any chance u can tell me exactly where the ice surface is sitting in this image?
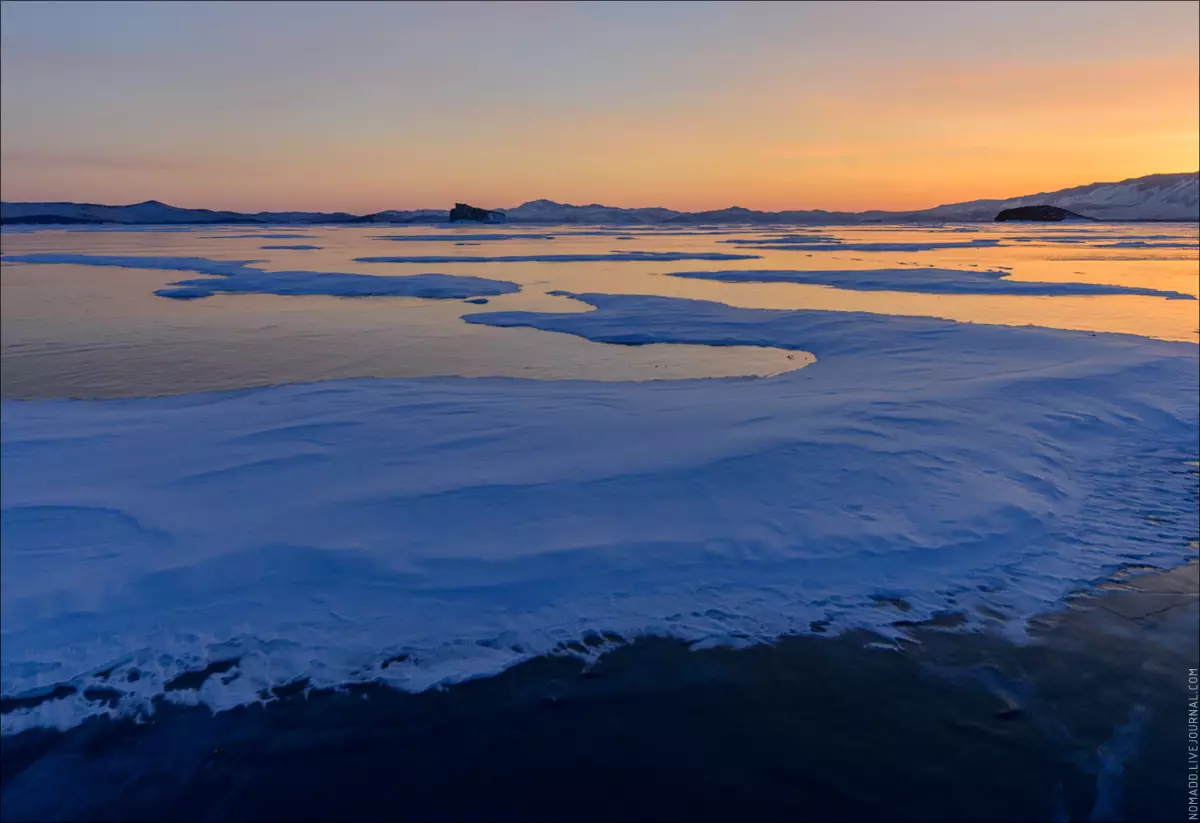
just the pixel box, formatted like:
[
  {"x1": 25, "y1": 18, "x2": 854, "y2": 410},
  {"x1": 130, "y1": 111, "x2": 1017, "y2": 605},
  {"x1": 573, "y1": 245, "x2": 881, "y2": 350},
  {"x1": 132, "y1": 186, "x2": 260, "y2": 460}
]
[
  {"x1": 0, "y1": 253, "x2": 519, "y2": 301},
  {"x1": 354, "y1": 251, "x2": 761, "y2": 264},
  {"x1": 3, "y1": 294, "x2": 1196, "y2": 733},
  {"x1": 2, "y1": 254, "x2": 262, "y2": 277},
  {"x1": 371, "y1": 233, "x2": 558, "y2": 242},
  {"x1": 156, "y1": 272, "x2": 518, "y2": 300},
  {"x1": 732, "y1": 233, "x2": 845, "y2": 244},
  {"x1": 1098, "y1": 241, "x2": 1199, "y2": 249},
  {"x1": 64, "y1": 226, "x2": 205, "y2": 234},
  {"x1": 201, "y1": 234, "x2": 319, "y2": 240},
  {"x1": 662, "y1": 267, "x2": 1195, "y2": 299},
  {"x1": 726, "y1": 239, "x2": 1002, "y2": 252},
  {"x1": 1005, "y1": 234, "x2": 1191, "y2": 243}
]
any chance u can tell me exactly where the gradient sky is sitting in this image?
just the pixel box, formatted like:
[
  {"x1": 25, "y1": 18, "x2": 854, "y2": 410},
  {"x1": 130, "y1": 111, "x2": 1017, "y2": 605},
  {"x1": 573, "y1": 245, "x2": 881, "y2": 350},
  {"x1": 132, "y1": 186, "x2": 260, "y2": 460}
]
[{"x1": 2, "y1": 0, "x2": 1197, "y2": 213}]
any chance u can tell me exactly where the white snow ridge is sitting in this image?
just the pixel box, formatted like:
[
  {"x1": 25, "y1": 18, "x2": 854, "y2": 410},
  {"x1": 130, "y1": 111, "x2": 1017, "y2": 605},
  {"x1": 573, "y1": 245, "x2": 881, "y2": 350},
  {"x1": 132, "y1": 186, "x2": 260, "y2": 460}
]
[{"x1": 2, "y1": 296, "x2": 1196, "y2": 735}]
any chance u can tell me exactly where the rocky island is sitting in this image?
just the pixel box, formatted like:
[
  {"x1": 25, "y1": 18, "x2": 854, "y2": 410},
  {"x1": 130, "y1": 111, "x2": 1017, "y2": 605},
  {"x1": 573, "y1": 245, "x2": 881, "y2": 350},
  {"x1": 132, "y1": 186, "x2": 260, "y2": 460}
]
[
  {"x1": 449, "y1": 203, "x2": 507, "y2": 223},
  {"x1": 994, "y1": 204, "x2": 1092, "y2": 222}
]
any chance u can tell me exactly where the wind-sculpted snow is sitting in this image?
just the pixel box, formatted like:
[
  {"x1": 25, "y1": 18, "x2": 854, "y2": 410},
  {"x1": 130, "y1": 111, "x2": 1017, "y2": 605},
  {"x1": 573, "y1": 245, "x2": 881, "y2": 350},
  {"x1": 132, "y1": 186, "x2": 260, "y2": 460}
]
[
  {"x1": 64, "y1": 226, "x2": 205, "y2": 234},
  {"x1": 3, "y1": 295, "x2": 1197, "y2": 734},
  {"x1": 662, "y1": 267, "x2": 1195, "y2": 299},
  {"x1": 724, "y1": 232, "x2": 848, "y2": 243},
  {"x1": 1006, "y1": 234, "x2": 1192, "y2": 244},
  {"x1": 157, "y1": 271, "x2": 518, "y2": 300},
  {"x1": 355, "y1": 251, "x2": 761, "y2": 264},
  {"x1": 372, "y1": 233, "x2": 558, "y2": 242},
  {"x1": 201, "y1": 234, "x2": 319, "y2": 240},
  {"x1": 726, "y1": 239, "x2": 1002, "y2": 252},
  {"x1": 368, "y1": 230, "x2": 758, "y2": 242},
  {"x1": 1097, "y1": 241, "x2": 1199, "y2": 249},
  {"x1": 2, "y1": 254, "x2": 263, "y2": 277},
  {"x1": 0, "y1": 253, "x2": 518, "y2": 300}
]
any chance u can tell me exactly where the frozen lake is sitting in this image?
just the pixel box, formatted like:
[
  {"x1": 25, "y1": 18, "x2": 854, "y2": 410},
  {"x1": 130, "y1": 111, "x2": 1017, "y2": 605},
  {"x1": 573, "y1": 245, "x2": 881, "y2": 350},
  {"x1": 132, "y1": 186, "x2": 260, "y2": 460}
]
[
  {"x1": 1, "y1": 221, "x2": 1197, "y2": 743},
  {"x1": 2, "y1": 222, "x2": 1196, "y2": 398}
]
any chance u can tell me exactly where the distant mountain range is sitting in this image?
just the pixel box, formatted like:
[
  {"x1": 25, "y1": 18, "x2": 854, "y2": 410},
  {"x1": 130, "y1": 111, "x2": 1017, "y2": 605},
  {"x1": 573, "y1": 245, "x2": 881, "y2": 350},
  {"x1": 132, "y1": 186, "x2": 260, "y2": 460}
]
[{"x1": 3, "y1": 172, "x2": 1196, "y2": 226}]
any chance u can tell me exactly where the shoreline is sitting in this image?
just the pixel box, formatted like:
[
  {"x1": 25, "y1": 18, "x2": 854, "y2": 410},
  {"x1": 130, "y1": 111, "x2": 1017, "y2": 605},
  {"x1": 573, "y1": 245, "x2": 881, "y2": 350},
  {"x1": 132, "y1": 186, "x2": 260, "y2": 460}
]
[{"x1": 4, "y1": 558, "x2": 1195, "y2": 821}]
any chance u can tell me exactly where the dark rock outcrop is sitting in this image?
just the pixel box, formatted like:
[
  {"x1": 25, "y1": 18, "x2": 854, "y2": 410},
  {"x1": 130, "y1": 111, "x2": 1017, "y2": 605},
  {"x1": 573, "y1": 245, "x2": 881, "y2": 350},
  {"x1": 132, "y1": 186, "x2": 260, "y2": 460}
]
[
  {"x1": 994, "y1": 205, "x2": 1091, "y2": 222},
  {"x1": 450, "y1": 203, "x2": 506, "y2": 223}
]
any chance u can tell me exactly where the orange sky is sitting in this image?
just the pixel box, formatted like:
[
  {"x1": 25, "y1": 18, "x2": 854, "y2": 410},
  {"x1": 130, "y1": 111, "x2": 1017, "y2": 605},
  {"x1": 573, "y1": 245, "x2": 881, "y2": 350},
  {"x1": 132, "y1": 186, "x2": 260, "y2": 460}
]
[{"x1": 2, "y1": 1, "x2": 1197, "y2": 212}]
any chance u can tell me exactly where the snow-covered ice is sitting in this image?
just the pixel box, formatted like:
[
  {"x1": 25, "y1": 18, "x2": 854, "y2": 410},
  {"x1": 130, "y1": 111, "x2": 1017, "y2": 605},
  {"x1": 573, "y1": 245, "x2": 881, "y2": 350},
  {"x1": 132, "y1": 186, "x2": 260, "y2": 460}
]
[
  {"x1": 201, "y1": 234, "x2": 319, "y2": 240},
  {"x1": 371, "y1": 233, "x2": 558, "y2": 242},
  {"x1": 1097, "y1": 241, "x2": 1199, "y2": 249},
  {"x1": 662, "y1": 267, "x2": 1196, "y2": 299},
  {"x1": 354, "y1": 251, "x2": 762, "y2": 264},
  {"x1": 0, "y1": 253, "x2": 519, "y2": 301},
  {"x1": 1005, "y1": 234, "x2": 1192, "y2": 244},
  {"x1": 156, "y1": 271, "x2": 518, "y2": 300},
  {"x1": 725, "y1": 239, "x2": 1003, "y2": 252},
  {"x1": 3, "y1": 293, "x2": 1196, "y2": 734},
  {"x1": 2, "y1": 254, "x2": 262, "y2": 277},
  {"x1": 63, "y1": 226, "x2": 205, "y2": 234}
]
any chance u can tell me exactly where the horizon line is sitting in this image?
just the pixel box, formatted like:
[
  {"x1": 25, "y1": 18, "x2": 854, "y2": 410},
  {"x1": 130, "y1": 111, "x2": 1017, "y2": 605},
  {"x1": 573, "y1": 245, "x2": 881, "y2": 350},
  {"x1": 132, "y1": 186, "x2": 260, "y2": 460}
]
[{"x1": 2, "y1": 170, "x2": 1197, "y2": 217}]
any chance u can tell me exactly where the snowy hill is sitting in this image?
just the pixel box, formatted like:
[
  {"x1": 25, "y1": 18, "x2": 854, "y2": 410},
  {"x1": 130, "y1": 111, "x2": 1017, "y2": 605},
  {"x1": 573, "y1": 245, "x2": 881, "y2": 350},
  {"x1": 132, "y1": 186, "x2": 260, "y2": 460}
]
[
  {"x1": 913, "y1": 172, "x2": 1199, "y2": 222},
  {"x1": 3, "y1": 172, "x2": 1196, "y2": 226}
]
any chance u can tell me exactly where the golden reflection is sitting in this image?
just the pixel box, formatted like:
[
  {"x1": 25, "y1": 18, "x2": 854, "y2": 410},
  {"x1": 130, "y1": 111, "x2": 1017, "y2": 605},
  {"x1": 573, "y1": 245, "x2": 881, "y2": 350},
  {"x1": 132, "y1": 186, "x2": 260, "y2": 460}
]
[{"x1": 1, "y1": 221, "x2": 1197, "y2": 402}]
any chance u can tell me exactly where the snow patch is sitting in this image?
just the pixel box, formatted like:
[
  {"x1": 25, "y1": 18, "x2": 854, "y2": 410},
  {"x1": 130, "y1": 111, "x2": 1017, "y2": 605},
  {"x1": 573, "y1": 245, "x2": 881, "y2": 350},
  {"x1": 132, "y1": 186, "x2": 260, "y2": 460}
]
[
  {"x1": 2, "y1": 254, "x2": 262, "y2": 277},
  {"x1": 726, "y1": 239, "x2": 1003, "y2": 253},
  {"x1": 3, "y1": 295, "x2": 1196, "y2": 733},
  {"x1": 201, "y1": 234, "x2": 318, "y2": 240},
  {"x1": 0, "y1": 253, "x2": 518, "y2": 301},
  {"x1": 371, "y1": 233, "x2": 558, "y2": 242},
  {"x1": 1097, "y1": 241, "x2": 1199, "y2": 250},
  {"x1": 662, "y1": 268, "x2": 1195, "y2": 299},
  {"x1": 354, "y1": 251, "x2": 761, "y2": 264}
]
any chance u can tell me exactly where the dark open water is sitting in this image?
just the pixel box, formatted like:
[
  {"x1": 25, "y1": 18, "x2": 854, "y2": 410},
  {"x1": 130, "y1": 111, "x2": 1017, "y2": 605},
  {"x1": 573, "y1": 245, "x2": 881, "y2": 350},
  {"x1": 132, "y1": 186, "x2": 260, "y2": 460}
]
[{"x1": 3, "y1": 562, "x2": 1196, "y2": 822}]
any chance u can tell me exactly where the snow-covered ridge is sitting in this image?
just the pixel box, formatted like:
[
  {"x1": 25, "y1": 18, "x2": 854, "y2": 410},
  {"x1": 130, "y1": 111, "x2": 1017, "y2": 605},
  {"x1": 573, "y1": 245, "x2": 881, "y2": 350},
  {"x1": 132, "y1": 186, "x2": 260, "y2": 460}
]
[
  {"x1": 3, "y1": 172, "x2": 1196, "y2": 226},
  {"x1": 915, "y1": 173, "x2": 1200, "y2": 222},
  {"x1": 3, "y1": 295, "x2": 1197, "y2": 734},
  {"x1": 660, "y1": 267, "x2": 1196, "y2": 299}
]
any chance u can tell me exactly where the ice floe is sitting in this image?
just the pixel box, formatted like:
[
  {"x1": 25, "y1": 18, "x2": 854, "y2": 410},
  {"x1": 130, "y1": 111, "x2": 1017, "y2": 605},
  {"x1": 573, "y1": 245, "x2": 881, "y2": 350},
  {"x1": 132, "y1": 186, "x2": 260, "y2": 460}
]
[
  {"x1": 724, "y1": 239, "x2": 1003, "y2": 252},
  {"x1": 1, "y1": 253, "x2": 518, "y2": 300},
  {"x1": 661, "y1": 267, "x2": 1195, "y2": 299},
  {"x1": 354, "y1": 251, "x2": 761, "y2": 264}
]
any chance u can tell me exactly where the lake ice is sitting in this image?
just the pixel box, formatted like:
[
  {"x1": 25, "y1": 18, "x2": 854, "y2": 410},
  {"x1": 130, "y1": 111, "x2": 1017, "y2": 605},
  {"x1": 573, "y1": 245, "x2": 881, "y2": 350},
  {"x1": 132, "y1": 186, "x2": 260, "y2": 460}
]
[{"x1": 1, "y1": 221, "x2": 1197, "y2": 734}]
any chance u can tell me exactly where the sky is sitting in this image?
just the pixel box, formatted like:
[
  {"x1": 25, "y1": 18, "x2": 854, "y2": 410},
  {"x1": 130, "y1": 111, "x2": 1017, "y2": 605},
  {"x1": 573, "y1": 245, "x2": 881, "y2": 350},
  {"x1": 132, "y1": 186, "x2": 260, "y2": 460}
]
[{"x1": 1, "y1": 0, "x2": 1197, "y2": 213}]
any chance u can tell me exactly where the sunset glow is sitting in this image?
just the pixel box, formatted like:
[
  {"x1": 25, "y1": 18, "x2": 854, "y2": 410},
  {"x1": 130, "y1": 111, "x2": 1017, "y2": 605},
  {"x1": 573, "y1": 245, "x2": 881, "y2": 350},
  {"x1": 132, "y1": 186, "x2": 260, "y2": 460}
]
[{"x1": 2, "y1": 0, "x2": 1197, "y2": 212}]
